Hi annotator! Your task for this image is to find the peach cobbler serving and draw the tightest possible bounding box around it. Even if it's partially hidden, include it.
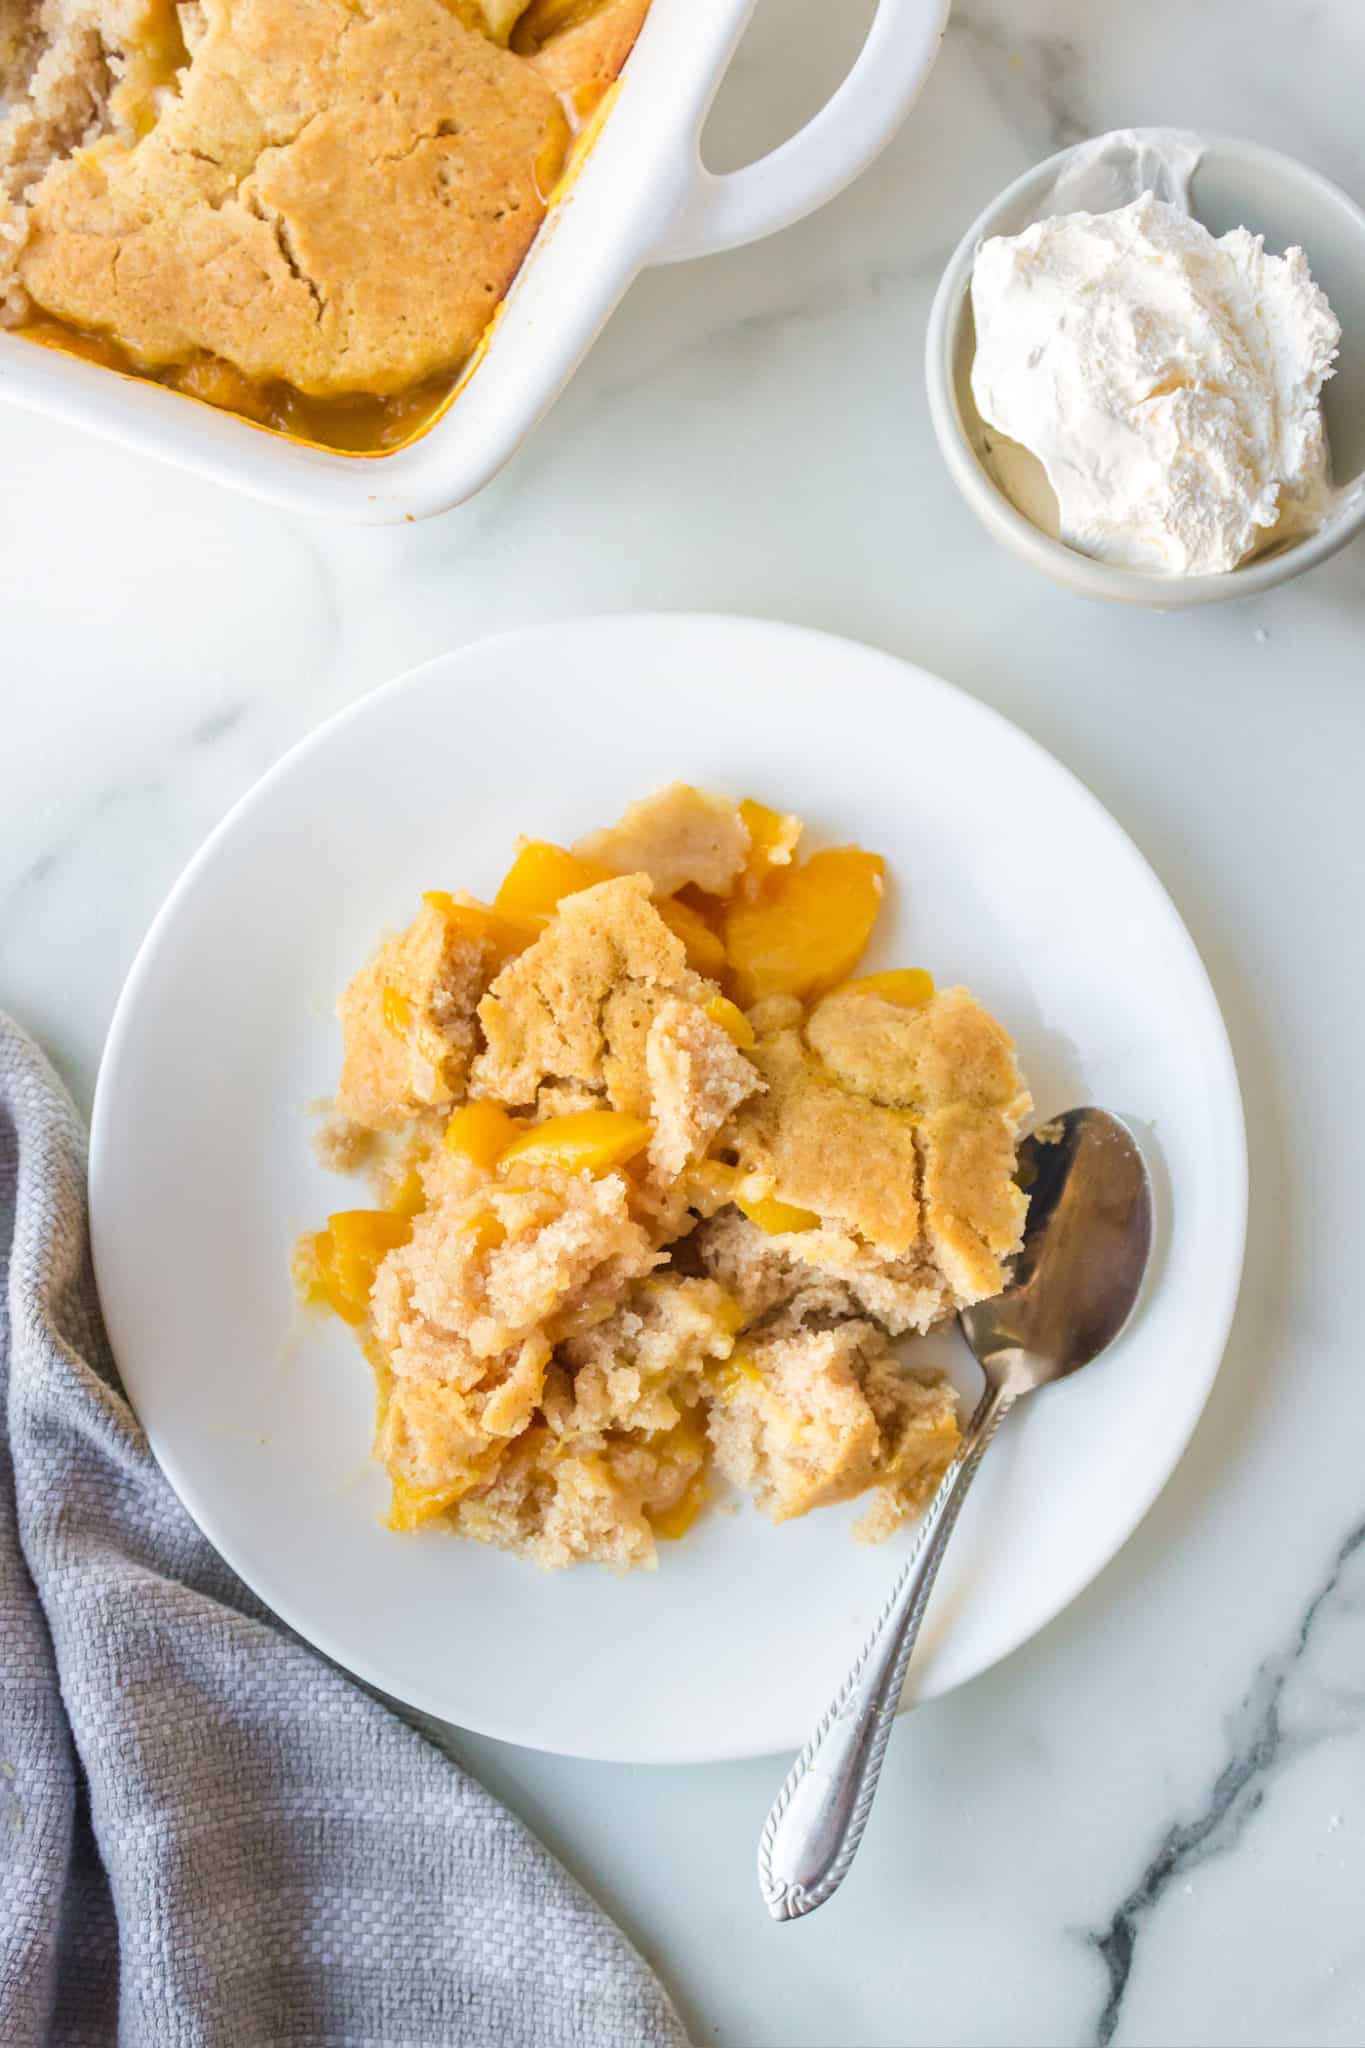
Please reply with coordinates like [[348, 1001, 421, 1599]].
[[0, 0, 648, 448], [294, 785, 1033, 1570]]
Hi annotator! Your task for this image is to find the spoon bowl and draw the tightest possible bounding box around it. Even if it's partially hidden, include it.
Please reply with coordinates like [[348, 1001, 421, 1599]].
[[962, 1109, 1153, 1385]]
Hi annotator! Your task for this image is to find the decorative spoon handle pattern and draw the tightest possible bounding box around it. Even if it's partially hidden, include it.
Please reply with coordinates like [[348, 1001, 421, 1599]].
[[758, 1376, 1017, 1922]]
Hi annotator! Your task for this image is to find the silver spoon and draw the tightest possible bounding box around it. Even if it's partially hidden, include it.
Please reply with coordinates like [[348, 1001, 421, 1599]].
[[757, 1107, 1153, 1922]]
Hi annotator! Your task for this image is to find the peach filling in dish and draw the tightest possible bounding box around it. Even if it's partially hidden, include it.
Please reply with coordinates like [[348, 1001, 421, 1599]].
[[0, 0, 649, 449], [294, 784, 1034, 1570]]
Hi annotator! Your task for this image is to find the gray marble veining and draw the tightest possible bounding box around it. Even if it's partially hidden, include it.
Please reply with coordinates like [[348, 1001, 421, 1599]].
[[1089, 1516, 1365, 2046]]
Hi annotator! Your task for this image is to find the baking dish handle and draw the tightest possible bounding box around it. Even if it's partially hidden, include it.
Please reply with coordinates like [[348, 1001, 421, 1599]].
[[652, 0, 951, 264]]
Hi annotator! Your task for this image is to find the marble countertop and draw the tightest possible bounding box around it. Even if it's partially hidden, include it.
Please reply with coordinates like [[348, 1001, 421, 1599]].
[[5, 0, 1365, 2041]]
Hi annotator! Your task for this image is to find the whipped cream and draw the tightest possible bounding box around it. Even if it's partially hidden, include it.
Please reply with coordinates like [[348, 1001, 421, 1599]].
[[969, 139, 1342, 576]]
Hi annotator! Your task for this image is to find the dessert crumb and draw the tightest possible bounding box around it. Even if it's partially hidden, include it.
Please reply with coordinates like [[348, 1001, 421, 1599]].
[[312, 1114, 376, 1174]]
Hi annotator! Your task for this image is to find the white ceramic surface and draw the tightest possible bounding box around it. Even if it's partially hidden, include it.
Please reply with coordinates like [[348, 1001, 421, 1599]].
[[0, 0, 948, 523], [926, 130, 1365, 606], [88, 613, 1245, 1763]]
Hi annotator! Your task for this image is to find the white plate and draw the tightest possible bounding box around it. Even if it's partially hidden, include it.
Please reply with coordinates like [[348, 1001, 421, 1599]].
[[90, 615, 1246, 1763]]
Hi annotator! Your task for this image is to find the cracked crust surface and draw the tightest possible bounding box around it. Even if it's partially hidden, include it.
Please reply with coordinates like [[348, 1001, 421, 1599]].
[[644, 995, 761, 1177], [730, 1022, 926, 1255], [527, 0, 647, 98], [574, 782, 751, 898], [15, 0, 568, 393], [807, 981, 1029, 1115], [336, 897, 495, 1130], [1, 0, 648, 392], [725, 982, 1031, 1300], [473, 874, 699, 1115], [807, 981, 1032, 1301]]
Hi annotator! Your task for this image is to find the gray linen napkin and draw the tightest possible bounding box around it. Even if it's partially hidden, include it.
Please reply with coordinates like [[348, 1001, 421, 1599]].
[[0, 1014, 689, 2048]]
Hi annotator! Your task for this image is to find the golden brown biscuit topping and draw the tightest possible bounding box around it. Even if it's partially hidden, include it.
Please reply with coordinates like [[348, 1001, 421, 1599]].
[[0, 0, 650, 440], [20, 0, 567, 396], [295, 787, 1034, 1569]]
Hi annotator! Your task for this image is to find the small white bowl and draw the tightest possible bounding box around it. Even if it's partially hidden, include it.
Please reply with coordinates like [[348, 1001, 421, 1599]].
[[925, 132, 1365, 606]]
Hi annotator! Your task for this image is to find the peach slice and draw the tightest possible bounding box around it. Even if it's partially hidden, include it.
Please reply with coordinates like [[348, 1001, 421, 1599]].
[[493, 840, 612, 922], [836, 968, 934, 1008], [737, 797, 802, 900], [656, 895, 729, 980], [704, 992, 756, 1049], [723, 847, 886, 1005], [498, 1109, 653, 1177], [422, 890, 540, 965], [736, 1191, 820, 1235], [443, 1099, 521, 1167], [309, 1210, 412, 1325]]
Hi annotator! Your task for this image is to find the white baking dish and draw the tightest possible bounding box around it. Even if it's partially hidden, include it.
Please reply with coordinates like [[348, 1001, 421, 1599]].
[[0, 0, 947, 521]]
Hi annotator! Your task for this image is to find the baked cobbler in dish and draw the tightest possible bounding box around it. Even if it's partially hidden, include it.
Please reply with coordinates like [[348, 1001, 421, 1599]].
[[294, 785, 1033, 1569], [0, 0, 648, 447]]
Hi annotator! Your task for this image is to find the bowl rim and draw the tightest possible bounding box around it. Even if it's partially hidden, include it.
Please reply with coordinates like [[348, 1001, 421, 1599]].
[[925, 127, 1365, 607]]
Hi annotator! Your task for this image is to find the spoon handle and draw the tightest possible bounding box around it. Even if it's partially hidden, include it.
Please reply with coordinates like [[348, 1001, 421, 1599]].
[[757, 1376, 1016, 1922]]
